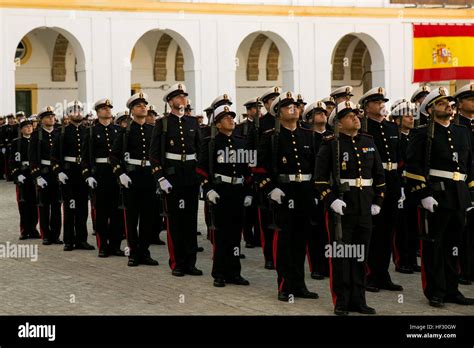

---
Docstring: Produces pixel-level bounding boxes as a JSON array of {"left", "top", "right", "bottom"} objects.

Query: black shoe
[
  {"left": 19, "top": 234, "right": 28, "bottom": 240},
  {"left": 139, "top": 257, "right": 159, "bottom": 266},
  {"left": 294, "top": 288, "right": 319, "bottom": 299},
  {"left": 245, "top": 242, "right": 255, "bottom": 248},
  {"left": 74, "top": 242, "right": 95, "bottom": 250},
  {"left": 366, "top": 283, "right": 380, "bottom": 292},
  {"left": 429, "top": 296, "right": 445, "bottom": 308},
  {"left": 196, "top": 246, "right": 204, "bottom": 252},
  {"left": 239, "top": 253, "right": 246, "bottom": 259},
  {"left": 52, "top": 239, "right": 64, "bottom": 245},
  {"left": 444, "top": 293, "right": 474, "bottom": 305},
  {"left": 226, "top": 276, "right": 250, "bottom": 286},
  {"left": 128, "top": 258, "right": 139, "bottom": 267},
  {"left": 213, "top": 278, "right": 225, "bottom": 287},
  {"left": 184, "top": 267, "right": 203, "bottom": 276},
  {"left": 278, "top": 292, "right": 290, "bottom": 302},
  {"left": 63, "top": 244, "right": 74, "bottom": 251},
  {"left": 29, "top": 231, "right": 41, "bottom": 239},
  {"left": 98, "top": 249, "right": 109, "bottom": 258},
  {"left": 459, "top": 277, "right": 472, "bottom": 285},
  {"left": 110, "top": 248, "right": 125, "bottom": 257},
  {"left": 379, "top": 280, "right": 403, "bottom": 291},
  {"left": 264, "top": 260, "right": 274, "bottom": 270},
  {"left": 412, "top": 264, "right": 421, "bottom": 272},
  {"left": 311, "top": 271, "right": 325, "bottom": 280},
  {"left": 396, "top": 266, "right": 414, "bottom": 274},
  {"left": 334, "top": 305, "right": 349, "bottom": 316},
  {"left": 172, "top": 269, "right": 185, "bottom": 277},
  {"left": 349, "top": 304, "right": 376, "bottom": 314}
]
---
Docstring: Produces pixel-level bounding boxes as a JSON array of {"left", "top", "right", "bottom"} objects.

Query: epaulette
[
  {"left": 415, "top": 124, "right": 428, "bottom": 130},
  {"left": 323, "top": 134, "right": 335, "bottom": 141}
]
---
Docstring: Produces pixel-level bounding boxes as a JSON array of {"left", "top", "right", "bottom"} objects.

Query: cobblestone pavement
[{"left": 0, "top": 180, "right": 473, "bottom": 316}]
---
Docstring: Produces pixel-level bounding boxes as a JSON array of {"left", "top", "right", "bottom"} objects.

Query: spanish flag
[{"left": 413, "top": 24, "right": 474, "bottom": 83}]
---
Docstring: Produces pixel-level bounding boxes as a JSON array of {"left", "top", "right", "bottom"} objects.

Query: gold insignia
[
  {"left": 139, "top": 92, "right": 144, "bottom": 98},
  {"left": 125, "top": 111, "right": 129, "bottom": 116},
  {"left": 217, "top": 155, "right": 224, "bottom": 163},
  {"left": 274, "top": 87, "right": 280, "bottom": 93},
  {"left": 224, "top": 106, "right": 229, "bottom": 112},
  {"left": 317, "top": 101, "right": 322, "bottom": 108},
  {"left": 345, "top": 86, "right": 351, "bottom": 93},
  {"left": 345, "top": 101, "right": 351, "bottom": 108},
  {"left": 282, "top": 156, "right": 287, "bottom": 164},
  {"left": 105, "top": 99, "right": 111, "bottom": 106},
  {"left": 439, "top": 87, "right": 446, "bottom": 96},
  {"left": 286, "top": 91, "right": 292, "bottom": 99},
  {"left": 422, "top": 86, "right": 429, "bottom": 92},
  {"left": 170, "top": 139, "right": 174, "bottom": 146},
  {"left": 378, "top": 87, "right": 384, "bottom": 94},
  {"left": 470, "top": 84, "right": 474, "bottom": 91},
  {"left": 297, "top": 94, "right": 302, "bottom": 100},
  {"left": 46, "top": 106, "right": 52, "bottom": 112},
  {"left": 341, "top": 162, "right": 347, "bottom": 171},
  {"left": 178, "top": 84, "right": 183, "bottom": 90},
  {"left": 223, "top": 94, "right": 228, "bottom": 100}
]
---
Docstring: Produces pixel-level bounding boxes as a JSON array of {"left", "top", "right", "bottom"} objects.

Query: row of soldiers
[{"left": 3, "top": 81, "right": 474, "bottom": 315}]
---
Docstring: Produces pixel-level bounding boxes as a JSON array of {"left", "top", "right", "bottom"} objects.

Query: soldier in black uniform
[
  {"left": 253, "top": 91, "right": 319, "bottom": 302},
  {"left": 9, "top": 119, "right": 39, "bottom": 240},
  {"left": 453, "top": 83, "right": 474, "bottom": 285},
  {"left": 51, "top": 101, "right": 94, "bottom": 252},
  {"left": 360, "top": 87, "right": 403, "bottom": 292},
  {"left": 330, "top": 86, "right": 354, "bottom": 105},
  {"left": 149, "top": 83, "right": 203, "bottom": 276},
  {"left": 82, "top": 98, "right": 125, "bottom": 258},
  {"left": 406, "top": 87, "right": 474, "bottom": 307},
  {"left": 197, "top": 105, "right": 252, "bottom": 287},
  {"left": 115, "top": 111, "right": 130, "bottom": 129},
  {"left": 234, "top": 98, "right": 262, "bottom": 249},
  {"left": 391, "top": 101, "right": 420, "bottom": 274},
  {"left": 110, "top": 92, "right": 158, "bottom": 267},
  {"left": 410, "top": 86, "right": 431, "bottom": 126},
  {"left": 3, "top": 114, "right": 18, "bottom": 181},
  {"left": 29, "top": 107, "right": 62, "bottom": 245},
  {"left": 315, "top": 101, "right": 385, "bottom": 316},
  {"left": 302, "top": 101, "right": 332, "bottom": 280}
]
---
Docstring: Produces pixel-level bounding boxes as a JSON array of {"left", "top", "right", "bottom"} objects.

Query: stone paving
[{"left": 0, "top": 180, "right": 473, "bottom": 316}]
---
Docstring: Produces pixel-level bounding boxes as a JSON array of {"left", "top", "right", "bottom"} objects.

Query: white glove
[
  {"left": 1, "top": 148, "right": 5, "bottom": 154},
  {"left": 398, "top": 187, "right": 406, "bottom": 204},
  {"left": 86, "top": 177, "right": 97, "bottom": 189},
  {"left": 17, "top": 174, "right": 26, "bottom": 184},
  {"left": 207, "top": 189, "right": 220, "bottom": 204},
  {"left": 371, "top": 204, "right": 381, "bottom": 216},
  {"left": 244, "top": 196, "right": 253, "bottom": 207},
  {"left": 37, "top": 176, "right": 48, "bottom": 188},
  {"left": 421, "top": 196, "right": 438, "bottom": 213},
  {"left": 467, "top": 203, "right": 474, "bottom": 212},
  {"left": 158, "top": 178, "right": 173, "bottom": 194},
  {"left": 330, "top": 199, "right": 347, "bottom": 215},
  {"left": 268, "top": 188, "right": 285, "bottom": 205},
  {"left": 314, "top": 198, "right": 319, "bottom": 206},
  {"left": 58, "top": 172, "right": 69, "bottom": 185},
  {"left": 119, "top": 173, "right": 132, "bottom": 188}
]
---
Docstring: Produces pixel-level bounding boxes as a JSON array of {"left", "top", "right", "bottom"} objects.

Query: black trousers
[
  {"left": 258, "top": 205, "right": 275, "bottom": 263},
  {"left": 37, "top": 170, "right": 61, "bottom": 241},
  {"left": 0, "top": 149, "right": 5, "bottom": 179},
  {"left": 393, "top": 195, "right": 419, "bottom": 269},
  {"left": 123, "top": 170, "right": 155, "bottom": 259},
  {"left": 164, "top": 184, "right": 199, "bottom": 271},
  {"left": 211, "top": 185, "right": 244, "bottom": 280},
  {"left": 421, "top": 208, "right": 464, "bottom": 300},
  {"left": 94, "top": 166, "right": 123, "bottom": 251},
  {"left": 61, "top": 166, "right": 89, "bottom": 246},
  {"left": 273, "top": 205, "right": 310, "bottom": 294},
  {"left": 15, "top": 177, "right": 38, "bottom": 237},
  {"left": 306, "top": 202, "right": 329, "bottom": 276},
  {"left": 242, "top": 187, "right": 260, "bottom": 247},
  {"left": 327, "top": 213, "right": 372, "bottom": 308},
  {"left": 367, "top": 191, "right": 398, "bottom": 285},
  {"left": 460, "top": 209, "right": 474, "bottom": 281}
]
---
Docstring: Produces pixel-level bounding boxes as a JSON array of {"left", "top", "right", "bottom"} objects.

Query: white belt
[
  {"left": 64, "top": 156, "right": 82, "bottom": 164},
  {"left": 429, "top": 169, "right": 467, "bottom": 182},
  {"left": 95, "top": 158, "right": 109, "bottom": 164},
  {"left": 215, "top": 174, "right": 244, "bottom": 185},
  {"left": 280, "top": 174, "right": 312, "bottom": 182},
  {"left": 340, "top": 178, "right": 373, "bottom": 187},
  {"left": 165, "top": 152, "right": 197, "bottom": 161},
  {"left": 21, "top": 161, "right": 29, "bottom": 166},
  {"left": 127, "top": 158, "right": 151, "bottom": 166},
  {"left": 40, "top": 160, "right": 51, "bottom": 166},
  {"left": 382, "top": 162, "right": 398, "bottom": 171}
]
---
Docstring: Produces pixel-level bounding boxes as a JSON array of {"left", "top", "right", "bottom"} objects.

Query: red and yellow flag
[{"left": 413, "top": 24, "right": 474, "bottom": 83}]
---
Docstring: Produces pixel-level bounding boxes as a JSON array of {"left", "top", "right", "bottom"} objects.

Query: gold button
[
  {"left": 297, "top": 162, "right": 300, "bottom": 166},
  {"left": 357, "top": 154, "right": 360, "bottom": 157},
  {"left": 293, "top": 148, "right": 297, "bottom": 152},
  {"left": 358, "top": 161, "right": 361, "bottom": 164},
  {"left": 385, "top": 144, "right": 389, "bottom": 148},
  {"left": 182, "top": 150, "right": 185, "bottom": 153},
  {"left": 292, "top": 141, "right": 296, "bottom": 145},
  {"left": 143, "top": 144, "right": 145, "bottom": 147},
  {"left": 450, "top": 145, "right": 454, "bottom": 149},
  {"left": 448, "top": 138, "right": 452, "bottom": 141},
  {"left": 381, "top": 132, "right": 385, "bottom": 135},
  {"left": 295, "top": 155, "right": 298, "bottom": 159},
  {"left": 354, "top": 147, "right": 358, "bottom": 150},
  {"left": 181, "top": 138, "right": 184, "bottom": 141}
]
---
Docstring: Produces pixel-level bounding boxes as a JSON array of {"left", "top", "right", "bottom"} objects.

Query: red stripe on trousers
[{"left": 272, "top": 229, "right": 278, "bottom": 269}]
